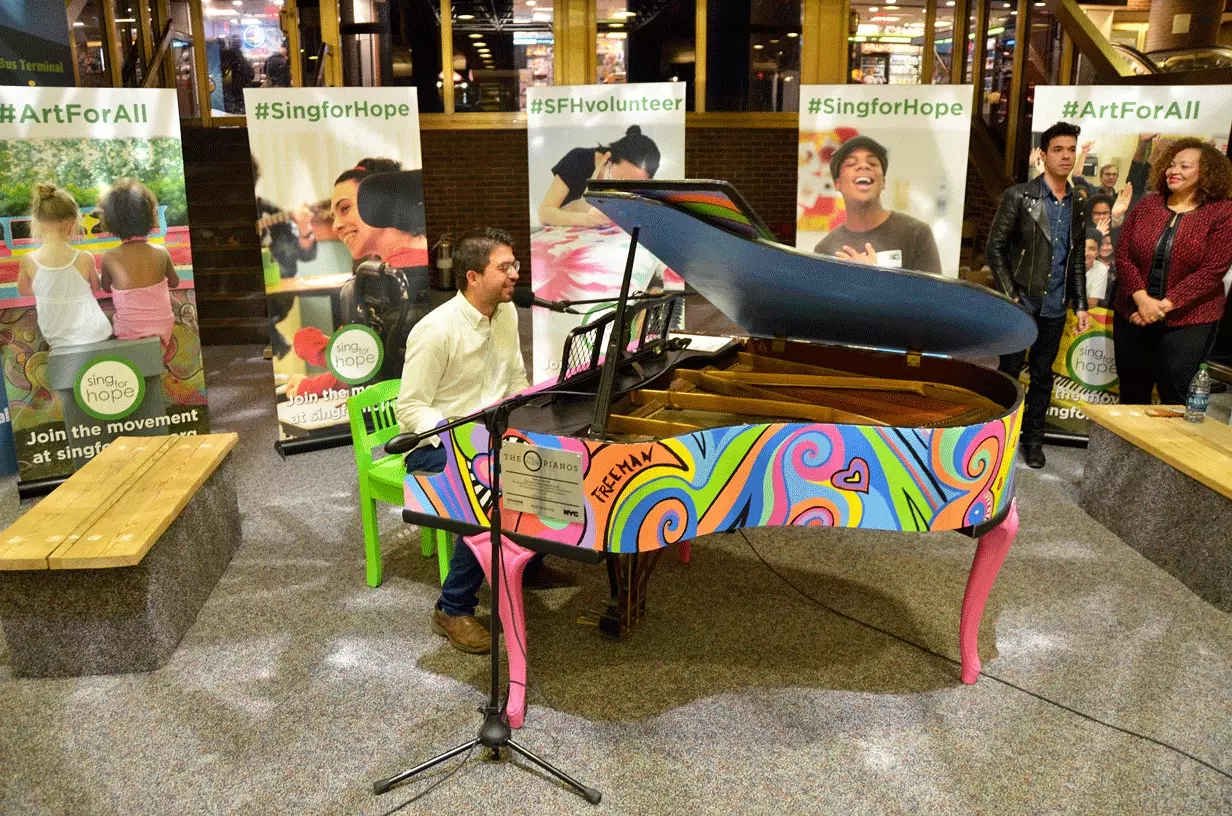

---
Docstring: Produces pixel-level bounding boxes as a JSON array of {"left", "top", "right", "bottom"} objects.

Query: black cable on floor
[
  {"left": 736, "top": 528, "right": 1232, "bottom": 782},
  {"left": 377, "top": 744, "right": 478, "bottom": 816}
]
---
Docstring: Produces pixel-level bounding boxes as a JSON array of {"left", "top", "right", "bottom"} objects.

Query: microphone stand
[{"left": 372, "top": 397, "right": 601, "bottom": 805}]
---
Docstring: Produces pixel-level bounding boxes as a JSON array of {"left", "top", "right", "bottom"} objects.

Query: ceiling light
[
  {"left": 458, "top": 13, "right": 475, "bottom": 19},
  {"left": 527, "top": 0, "right": 536, "bottom": 5},
  {"left": 469, "top": 33, "right": 481, "bottom": 38},
  {"left": 232, "top": 0, "right": 242, "bottom": 5},
  {"left": 609, "top": 22, "right": 623, "bottom": 27},
  {"left": 752, "top": 44, "right": 763, "bottom": 49},
  {"left": 869, "top": 6, "right": 878, "bottom": 11},
  {"left": 787, "top": 32, "right": 798, "bottom": 37}
]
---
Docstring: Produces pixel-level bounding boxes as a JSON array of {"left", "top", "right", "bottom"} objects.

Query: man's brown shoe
[
  {"left": 431, "top": 608, "right": 490, "bottom": 654},
  {"left": 523, "top": 561, "right": 575, "bottom": 590}
]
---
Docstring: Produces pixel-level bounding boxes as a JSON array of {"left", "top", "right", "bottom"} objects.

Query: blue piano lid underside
[{"left": 587, "top": 185, "right": 1038, "bottom": 359}]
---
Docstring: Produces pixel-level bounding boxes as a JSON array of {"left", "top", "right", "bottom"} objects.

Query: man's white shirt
[{"left": 395, "top": 291, "right": 530, "bottom": 447}]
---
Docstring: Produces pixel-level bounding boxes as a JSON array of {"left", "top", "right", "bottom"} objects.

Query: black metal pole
[{"left": 588, "top": 226, "right": 640, "bottom": 439}]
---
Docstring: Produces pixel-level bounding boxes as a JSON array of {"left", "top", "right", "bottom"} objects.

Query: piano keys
[{"left": 401, "top": 180, "right": 1037, "bottom": 728}]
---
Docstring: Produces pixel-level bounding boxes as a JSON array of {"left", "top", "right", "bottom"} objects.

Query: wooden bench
[
  {"left": 1081, "top": 404, "right": 1232, "bottom": 611},
  {"left": 0, "top": 433, "right": 241, "bottom": 677}
]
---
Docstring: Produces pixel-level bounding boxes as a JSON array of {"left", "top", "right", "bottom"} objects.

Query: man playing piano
[
  {"left": 986, "top": 120, "right": 1091, "bottom": 469},
  {"left": 395, "top": 227, "right": 573, "bottom": 654}
]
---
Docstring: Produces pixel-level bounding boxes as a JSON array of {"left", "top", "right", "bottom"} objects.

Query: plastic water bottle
[{"left": 1185, "top": 363, "right": 1211, "bottom": 423}]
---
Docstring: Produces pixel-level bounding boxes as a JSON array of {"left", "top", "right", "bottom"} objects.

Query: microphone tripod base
[{"left": 372, "top": 706, "right": 602, "bottom": 805}]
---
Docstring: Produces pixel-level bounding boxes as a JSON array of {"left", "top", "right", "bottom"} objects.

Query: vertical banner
[
  {"left": 1031, "top": 86, "right": 1232, "bottom": 437},
  {"left": 243, "top": 88, "right": 429, "bottom": 453},
  {"left": 797, "top": 85, "right": 973, "bottom": 277},
  {"left": 0, "top": 88, "right": 210, "bottom": 493},
  {"left": 527, "top": 83, "right": 686, "bottom": 384},
  {"left": 0, "top": 4, "right": 74, "bottom": 87}
]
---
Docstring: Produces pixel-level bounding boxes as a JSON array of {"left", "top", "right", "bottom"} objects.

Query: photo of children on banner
[{"left": 272, "top": 158, "right": 432, "bottom": 403}]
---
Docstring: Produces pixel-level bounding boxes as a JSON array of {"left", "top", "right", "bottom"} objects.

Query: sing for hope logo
[{"left": 74, "top": 357, "right": 145, "bottom": 420}]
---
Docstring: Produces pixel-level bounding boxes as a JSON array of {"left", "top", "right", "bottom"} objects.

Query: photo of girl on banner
[
  {"left": 797, "top": 85, "right": 973, "bottom": 277},
  {"left": 244, "top": 87, "right": 427, "bottom": 452},
  {"left": 0, "top": 87, "right": 210, "bottom": 491},
  {"left": 527, "top": 83, "right": 685, "bottom": 384},
  {"left": 1029, "top": 85, "right": 1232, "bottom": 437}
]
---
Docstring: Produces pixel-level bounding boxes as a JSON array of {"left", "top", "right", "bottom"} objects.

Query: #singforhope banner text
[
  {"left": 527, "top": 83, "right": 686, "bottom": 384},
  {"left": 244, "top": 87, "right": 429, "bottom": 451},
  {"left": 797, "top": 85, "right": 973, "bottom": 278},
  {"left": 1031, "top": 85, "right": 1232, "bottom": 437},
  {"left": 0, "top": 87, "right": 210, "bottom": 488}
]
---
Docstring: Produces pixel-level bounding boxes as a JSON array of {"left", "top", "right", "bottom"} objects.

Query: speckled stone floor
[{"left": 1, "top": 340, "right": 1230, "bottom": 816}]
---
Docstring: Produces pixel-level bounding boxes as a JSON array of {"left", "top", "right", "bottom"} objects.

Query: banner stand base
[
  {"left": 17, "top": 476, "right": 68, "bottom": 501},
  {"left": 275, "top": 432, "right": 353, "bottom": 458},
  {"left": 1044, "top": 431, "right": 1089, "bottom": 448}
]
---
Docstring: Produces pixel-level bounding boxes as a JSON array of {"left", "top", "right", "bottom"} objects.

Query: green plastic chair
[{"left": 347, "top": 379, "right": 452, "bottom": 588}]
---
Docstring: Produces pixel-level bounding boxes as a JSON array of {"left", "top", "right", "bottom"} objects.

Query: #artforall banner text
[
  {"left": 243, "top": 87, "right": 429, "bottom": 453},
  {"left": 527, "top": 83, "right": 685, "bottom": 384},
  {"left": 797, "top": 85, "right": 973, "bottom": 277},
  {"left": 1031, "top": 85, "right": 1232, "bottom": 437},
  {"left": 0, "top": 88, "right": 209, "bottom": 494}
]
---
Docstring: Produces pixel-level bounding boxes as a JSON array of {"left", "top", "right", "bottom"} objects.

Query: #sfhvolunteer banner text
[
  {"left": 797, "top": 85, "right": 973, "bottom": 277},
  {"left": 0, "top": 88, "right": 210, "bottom": 489},
  {"left": 527, "top": 83, "right": 686, "bottom": 384},
  {"left": 1031, "top": 85, "right": 1232, "bottom": 437},
  {"left": 244, "top": 87, "right": 429, "bottom": 452}
]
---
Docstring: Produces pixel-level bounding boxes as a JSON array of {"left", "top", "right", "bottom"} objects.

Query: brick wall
[{"left": 184, "top": 123, "right": 1001, "bottom": 343}]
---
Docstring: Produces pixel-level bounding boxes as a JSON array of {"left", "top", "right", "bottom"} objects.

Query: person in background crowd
[
  {"left": 395, "top": 228, "right": 574, "bottom": 655},
  {"left": 1111, "top": 137, "right": 1232, "bottom": 405},
  {"left": 986, "top": 121, "right": 1090, "bottom": 469},
  {"left": 1083, "top": 229, "right": 1110, "bottom": 308}
]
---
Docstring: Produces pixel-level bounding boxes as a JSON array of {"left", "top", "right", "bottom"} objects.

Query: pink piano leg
[
  {"left": 958, "top": 499, "right": 1019, "bottom": 685},
  {"left": 678, "top": 540, "right": 691, "bottom": 563},
  {"left": 463, "top": 532, "right": 534, "bottom": 729}
]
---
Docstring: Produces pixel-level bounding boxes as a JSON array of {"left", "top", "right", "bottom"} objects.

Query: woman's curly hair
[{"left": 1148, "top": 137, "right": 1232, "bottom": 205}]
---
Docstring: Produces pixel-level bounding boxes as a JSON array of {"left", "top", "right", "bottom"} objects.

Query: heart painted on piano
[{"left": 834, "top": 457, "right": 870, "bottom": 493}]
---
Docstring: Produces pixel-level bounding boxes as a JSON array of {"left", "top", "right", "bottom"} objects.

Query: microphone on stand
[{"left": 512, "top": 288, "right": 581, "bottom": 314}]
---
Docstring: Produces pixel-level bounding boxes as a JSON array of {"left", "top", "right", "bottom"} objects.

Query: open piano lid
[{"left": 584, "top": 179, "right": 1037, "bottom": 359}]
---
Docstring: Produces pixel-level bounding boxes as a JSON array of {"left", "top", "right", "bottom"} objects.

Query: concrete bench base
[
  {"left": 1081, "top": 424, "right": 1232, "bottom": 612},
  {"left": 0, "top": 458, "right": 241, "bottom": 678}
]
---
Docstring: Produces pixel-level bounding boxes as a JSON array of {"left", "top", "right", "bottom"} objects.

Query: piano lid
[{"left": 584, "top": 180, "right": 1038, "bottom": 359}]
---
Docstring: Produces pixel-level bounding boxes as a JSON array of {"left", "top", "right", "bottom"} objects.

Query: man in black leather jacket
[{"left": 986, "top": 120, "right": 1091, "bottom": 469}]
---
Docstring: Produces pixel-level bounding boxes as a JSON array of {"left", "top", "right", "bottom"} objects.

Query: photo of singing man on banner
[
  {"left": 797, "top": 85, "right": 973, "bottom": 277},
  {"left": 244, "top": 87, "right": 428, "bottom": 453}
]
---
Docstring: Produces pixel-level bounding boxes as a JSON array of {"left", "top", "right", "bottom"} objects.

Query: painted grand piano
[{"left": 400, "top": 180, "right": 1037, "bottom": 728}]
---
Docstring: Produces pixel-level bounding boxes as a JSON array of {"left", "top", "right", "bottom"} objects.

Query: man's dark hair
[
  {"left": 455, "top": 227, "right": 513, "bottom": 292},
  {"left": 1039, "top": 121, "right": 1081, "bottom": 152},
  {"left": 99, "top": 179, "right": 158, "bottom": 239}
]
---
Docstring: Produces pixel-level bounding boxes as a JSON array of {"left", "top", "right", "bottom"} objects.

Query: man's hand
[
  {"left": 835, "top": 243, "right": 879, "bottom": 265},
  {"left": 1076, "top": 310, "right": 1091, "bottom": 333}
]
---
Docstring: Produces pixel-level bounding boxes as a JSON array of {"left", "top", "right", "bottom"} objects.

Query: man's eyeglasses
[{"left": 492, "top": 260, "right": 520, "bottom": 276}]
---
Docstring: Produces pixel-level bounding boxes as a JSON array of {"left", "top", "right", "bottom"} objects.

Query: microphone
[
  {"left": 384, "top": 430, "right": 423, "bottom": 455},
  {"left": 513, "top": 288, "right": 579, "bottom": 313}
]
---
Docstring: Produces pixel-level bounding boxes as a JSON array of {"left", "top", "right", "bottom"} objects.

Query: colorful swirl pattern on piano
[{"left": 404, "top": 411, "right": 1022, "bottom": 553}]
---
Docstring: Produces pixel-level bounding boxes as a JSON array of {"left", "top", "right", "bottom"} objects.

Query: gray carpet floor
[{"left": 2, "top": 342, "right": 1231, "bottom": 816}]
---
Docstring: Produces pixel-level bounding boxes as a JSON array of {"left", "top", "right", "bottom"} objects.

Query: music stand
[{"left": 373, "top": 397, "right": 601, "bottom": 805}]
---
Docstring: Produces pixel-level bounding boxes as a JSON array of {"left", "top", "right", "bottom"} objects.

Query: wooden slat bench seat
[
  {"left": 1081, "top": 404, "right": 1232, "bottom": 611},
  {"left": 0, "top": 433, "right": 241, "bottom": 677}
]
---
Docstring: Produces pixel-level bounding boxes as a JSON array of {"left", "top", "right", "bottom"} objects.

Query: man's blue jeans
[{"left": 405, "top": 444, "right": 545, "bottom": 617}]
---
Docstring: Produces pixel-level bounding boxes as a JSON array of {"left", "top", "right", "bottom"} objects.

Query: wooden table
[
  {"left": 1081, "top": 404, "right": 1232, "bottom": 610},
  {"left": 0, "top": 434, "right": 241, "bottom": 676}
]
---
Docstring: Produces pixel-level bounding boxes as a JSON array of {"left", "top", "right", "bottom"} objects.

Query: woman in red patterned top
[{"left": 1112, "top": 137, "right": 1232, "bottom": 404}]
